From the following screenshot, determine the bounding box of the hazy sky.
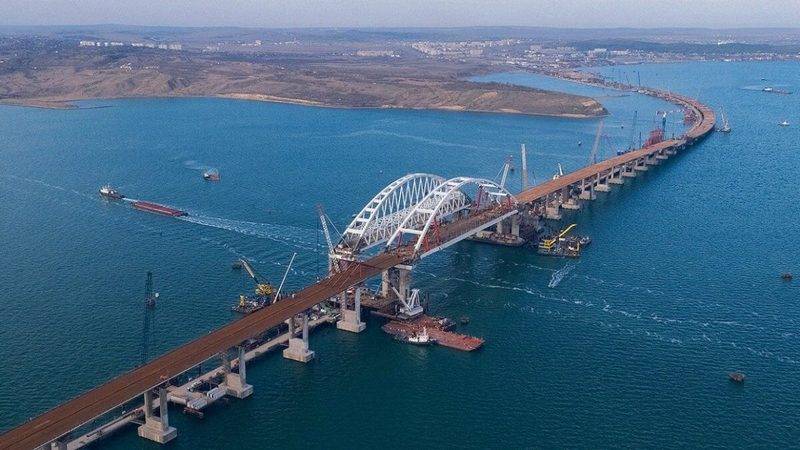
[1,0,798,28]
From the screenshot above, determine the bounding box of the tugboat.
[729,372,746,383]
[395,327,436,346]
[203,169,220,182]
[99,184,124,200]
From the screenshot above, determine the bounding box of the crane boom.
[589,119,604,165]
[272,252,297,304]
[499,157,511,189]
[542,223,577,247]
[520,144,529,189]
[317,204,340,273]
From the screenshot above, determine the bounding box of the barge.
[132,201,188,217]
[382,315,484,351]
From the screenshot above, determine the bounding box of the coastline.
[1,92,607,119]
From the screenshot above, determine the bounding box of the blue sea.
[1,61,798,448]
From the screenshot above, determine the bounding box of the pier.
[0,81,715,450]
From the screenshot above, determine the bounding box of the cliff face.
[0,47,605,117]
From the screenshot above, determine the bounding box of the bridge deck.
[516,92,714,204]
[0,252,405,450]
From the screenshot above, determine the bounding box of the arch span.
[386,177,517,256]
[338,173,445,254]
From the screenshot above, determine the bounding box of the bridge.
[0,85,715,450]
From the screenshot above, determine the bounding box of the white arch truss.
[386,177,518,256]
[338,173,446,254]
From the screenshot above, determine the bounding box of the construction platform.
[382,315,484,351]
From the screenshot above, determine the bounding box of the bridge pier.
[656,151,669,160]
[633,159,648,172]
[137,387,177,444]
[337,287,366,333]
[595,172,611,192]
[283,313,315,363]
[645,155,660,166]
[223,346,253,398]
[609,166,625,184]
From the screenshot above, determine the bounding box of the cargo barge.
[132,201,188,217]
[382,315,484,351]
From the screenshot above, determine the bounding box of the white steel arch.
[338,173,446,254]
[386,177,517,255]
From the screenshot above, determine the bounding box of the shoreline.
[0,92,606,119]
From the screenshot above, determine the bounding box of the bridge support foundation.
[283,313,315,363]
[645,156,659,166]
[337,288,366,333]
[223,346,253,399]
[137,388,177,444]
[656,152,669,160]
[562,197,581,210]
[578,189,596,200]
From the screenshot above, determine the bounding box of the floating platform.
[132,201,188,217]
[468,231,525,247]
[382,315,484,352]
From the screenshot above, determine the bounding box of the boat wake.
[178,213,324,253]
[548,263,576,288]
[183,159,215,172]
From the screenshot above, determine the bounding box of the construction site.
[0,72,716,449]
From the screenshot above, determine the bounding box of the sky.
[1,0,798,29]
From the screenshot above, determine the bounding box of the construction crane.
[272,252,297,304]
[317,204,340,273]
[238,259,274,298]
[520,144,530,189]
[589,119,604,165]
[498,156,512,190]
[540,223,577,249]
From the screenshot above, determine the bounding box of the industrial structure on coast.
[0,79,715,450]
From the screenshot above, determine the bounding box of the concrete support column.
[283,312,315,363]
[510,214,520,237]
[380,270,391,298]
[337,287,366,333]
[545,193,562,219]
[224,346,253,398]
[495,219,504,234]
[609,165,625,184]
[579,178,596,200]
[137,388,177,444]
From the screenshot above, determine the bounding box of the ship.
[203,170,220,182]
[132,201,188,217]
[98,184,124,200]
[394,327,436,346]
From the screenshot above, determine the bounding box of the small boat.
[779,120,790,127]
[395,327,436,346]
[728,372,745,383]
[578,236,592,246]
[781,273,793,281]
[460,316,471,325]
[98,184,124,200]
[577,141,582,146]
[203,170,220,181]
[763,86,774,92]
